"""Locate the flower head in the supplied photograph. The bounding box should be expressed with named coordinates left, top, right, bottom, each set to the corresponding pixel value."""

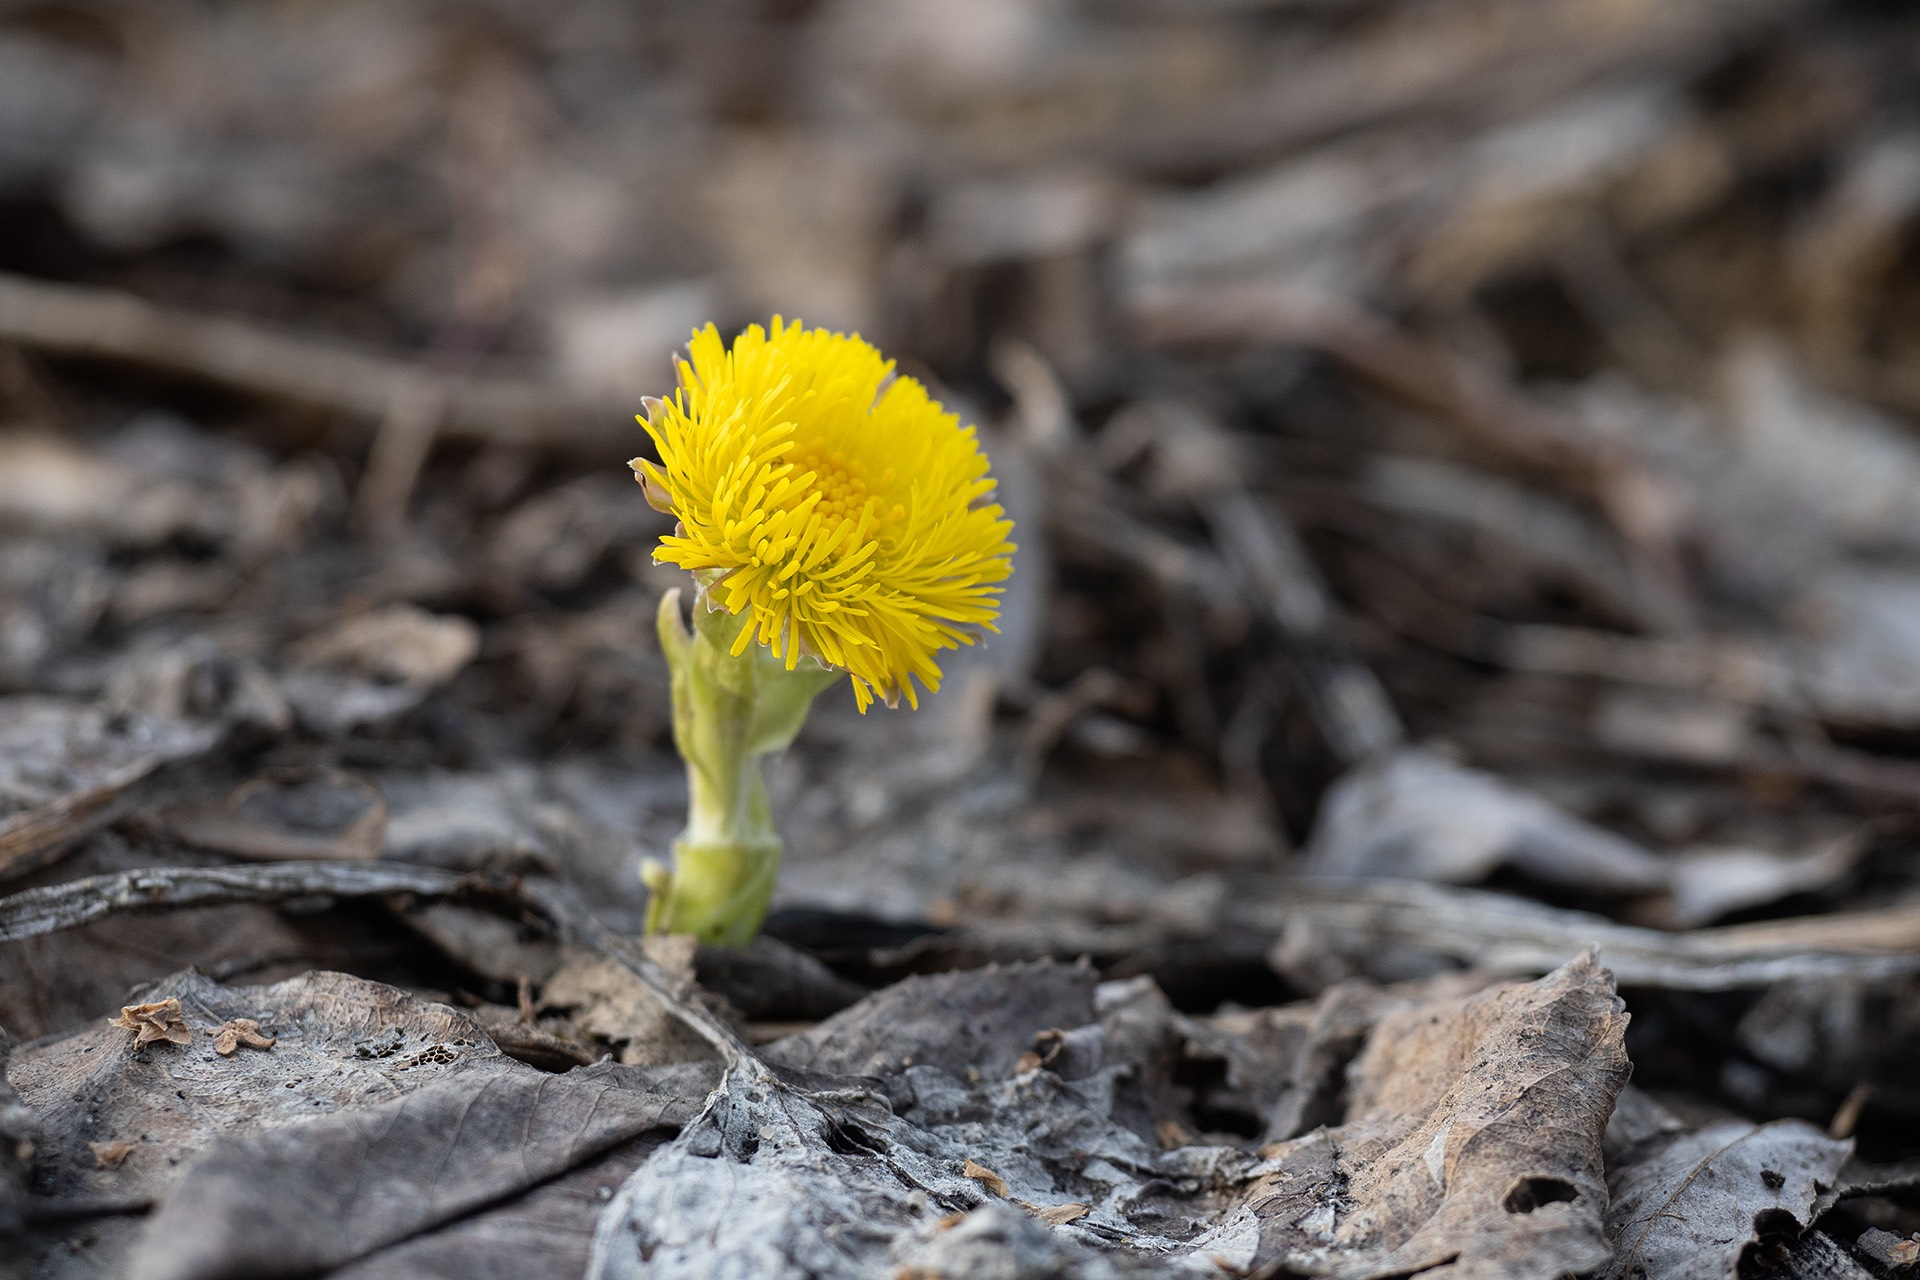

left=633, top=318, right=1015, bottom=711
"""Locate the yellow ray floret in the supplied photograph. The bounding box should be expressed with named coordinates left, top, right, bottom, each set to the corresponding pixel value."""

left=632, top=318, right=1016, bottom=711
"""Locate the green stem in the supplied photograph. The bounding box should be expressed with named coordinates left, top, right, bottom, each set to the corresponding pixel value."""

left=644, top=579, right=840, bottom=946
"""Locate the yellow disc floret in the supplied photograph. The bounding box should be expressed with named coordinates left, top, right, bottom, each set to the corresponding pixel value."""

left=632, top=318, right=1016, bottom=711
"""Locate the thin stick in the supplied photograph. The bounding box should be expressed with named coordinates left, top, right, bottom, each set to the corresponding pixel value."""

left=0, top=272, right=627, bottom=453
left=886, top=877, right=1920, bottom=993
left=1131, top=284, right=1599, bottom=477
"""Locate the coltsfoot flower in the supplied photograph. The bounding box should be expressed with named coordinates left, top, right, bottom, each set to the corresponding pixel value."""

left=633, top=317, right=1015, bottom=711
left=632, top=319, right=1016, bottom=945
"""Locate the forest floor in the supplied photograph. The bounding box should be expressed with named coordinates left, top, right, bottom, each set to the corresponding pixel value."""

left=8, top=1, right=1920, bottom=1276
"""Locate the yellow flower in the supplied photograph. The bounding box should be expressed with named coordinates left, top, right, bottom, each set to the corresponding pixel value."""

left=633, top=318, right=1016, bottom=711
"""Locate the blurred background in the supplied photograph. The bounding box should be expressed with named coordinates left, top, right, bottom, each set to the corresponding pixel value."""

left=10, top=0, right=1920, bottom=1148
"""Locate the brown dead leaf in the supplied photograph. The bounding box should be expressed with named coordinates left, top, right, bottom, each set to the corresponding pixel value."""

left=288, top=605, right=479, bottom=688
left=538, top=945, right=715, bottom=1067
left=208, top=1018, right=275, bottom=1056
left=963, top=1158, right=1010, bottom=1198
left=1031, top=1201, right=1089, bottom=1226
left=111, top=998, right=191, bottom=1047
left=89, top=1140, right=134, bottom=1169
left=1227, top=953, right=1631, bottom=1279
left=1155, top=1119, right=1194, bottom=1149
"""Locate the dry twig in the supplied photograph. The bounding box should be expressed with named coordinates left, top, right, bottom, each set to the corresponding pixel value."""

left=0, top=273, right=626, bottom=453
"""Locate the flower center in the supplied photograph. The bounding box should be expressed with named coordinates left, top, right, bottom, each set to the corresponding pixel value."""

left=790, top=443, right=903, bottom=533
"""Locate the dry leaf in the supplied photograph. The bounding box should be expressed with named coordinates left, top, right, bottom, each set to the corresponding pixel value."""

left=208, top=1018, right=275, bottom=1056
left=764, top=961, right=1096, bottom=1082
left=1858, top=1229, right=1920, bottom=1270
left=13, top=969, right=704, bottom=1280
left=158, top=770, right=387, bottom=864
left=963, top=1159, right=1010, bottom=1198
left=539, top=948, right=713, bottom=1068
left=1032, top=1202, right=1089, bottom=1225
left=89, top=1140, right=134, bottom=1170
left=1602, top=1119, right=1853, bottom=1280
left=1214, top=953, right=1631, bottom=1278
left=0, top=697, right=221, bottom=879
left=111, top=998, right=191, bottom=1047
left=1306, top=746, right=1668, bottom=895
left=287, top=605, right=478, bottom=688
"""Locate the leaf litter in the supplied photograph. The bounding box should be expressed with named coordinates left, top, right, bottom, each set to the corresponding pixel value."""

left=9, top=0, right=1920, bottom=1275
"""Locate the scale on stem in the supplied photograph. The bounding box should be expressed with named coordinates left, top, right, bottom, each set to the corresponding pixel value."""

left=633, top=318, right=1015, bottom=944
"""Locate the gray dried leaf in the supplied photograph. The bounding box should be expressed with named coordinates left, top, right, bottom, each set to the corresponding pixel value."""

left=889, top=1202, right=1145, bottom=1279
left=300, top=605, right=481, bottom=681
left=11, top=970, right=497, bottom=1213
left=591, top=956, right=1629, bottom=1279
left=1178, top=977, right=1404, bottom=1144
left=1306, top=747, right=1669, bottom=896
left=1791, top=566, right=1920, bottom=730
left=405, top=901, right=563, bottom=986
left=281, top=604, right=479, bottom=735
left=1603, top=1119, right=1854, bottom=1280
left=1660, top=836, right=1863, bottom=929
left=155, top=769, right=388, bottom=863
left=11, top=968, right=705, bottom=1280
left=0, top=835, right=372, bottom=1040
left=127, top=1062, right=695, bottom=1280
left=588, top=1055, right=1171, bottom=1280
left=326, top=1133, right=672, bottom=1280
left=763, top=960, right=1097, bottom=1083
left=588, top=961, right=1238, bottom=1280
left=0, top=698, right=221, bottom=880
left=690, top=934, right=867, bottom=1021
left=1722, top=341, right=1920, bottom=554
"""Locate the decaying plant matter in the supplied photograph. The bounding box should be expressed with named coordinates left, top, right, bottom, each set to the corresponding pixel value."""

left=9, top=0, right=1920, bottom=1276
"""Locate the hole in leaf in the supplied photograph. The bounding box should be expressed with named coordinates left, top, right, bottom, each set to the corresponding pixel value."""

left=823, top=1118, right=886, bottom=1158
left=1503, top=1177, right=1579, bottom=1213
left=1738, top=1210, right=1806, bottom=1278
